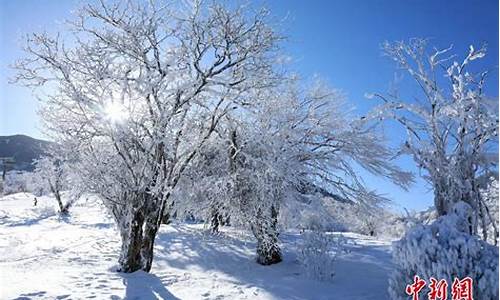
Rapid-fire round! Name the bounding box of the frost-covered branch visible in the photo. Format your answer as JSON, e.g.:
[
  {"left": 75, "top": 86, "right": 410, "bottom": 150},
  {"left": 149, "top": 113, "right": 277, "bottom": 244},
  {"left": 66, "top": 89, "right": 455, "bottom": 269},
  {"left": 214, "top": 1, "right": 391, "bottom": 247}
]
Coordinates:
[{"left": 370, "top": 38, "right": 498, "bottom": 236}]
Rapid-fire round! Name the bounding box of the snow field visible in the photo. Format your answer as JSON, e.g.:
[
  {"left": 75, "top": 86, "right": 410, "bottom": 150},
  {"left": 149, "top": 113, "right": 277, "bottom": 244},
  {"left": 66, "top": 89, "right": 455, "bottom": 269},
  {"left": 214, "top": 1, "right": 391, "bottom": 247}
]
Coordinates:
[{"left": 0, "top": 193, "right": 393, "bottom": 299}]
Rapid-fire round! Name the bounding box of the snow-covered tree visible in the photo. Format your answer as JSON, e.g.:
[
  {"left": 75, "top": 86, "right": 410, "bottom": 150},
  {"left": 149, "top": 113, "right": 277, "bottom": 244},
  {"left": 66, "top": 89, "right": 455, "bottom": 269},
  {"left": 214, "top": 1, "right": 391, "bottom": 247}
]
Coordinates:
[
  {"left": 389, "top": 202, "right": 499, "bottom": 300},
  {"left": 480, "top": 178, "right": 499, "bottom": 245},
  {"left": 13, "top": 0, "right": 282, "bottom": 273},
  {"left": 258, "top": 79, "right": 413, "bottom": 244},
  {"left": 369, "top": 39, "right": 499, "bottom": 236},
  {"left": 264, "top": 79, "right": 414, "bottom": 205},
  {"left": 297, "top": 230, "right": 347, "bottom": 281},
  {"left": 1, "top": 170, "right": 30, "bottom": 195},
  {"left": 172, "top": 123, "right": 289, "bottom": 265},
  {"left": 172, "top": 78, "right": 413, "bottom": 264},
  {"left": 32, "top": 151, "right": 82, "bottom": 214},
  {"left": 12, "top": 0, "right": 416, "bottom": 271}
]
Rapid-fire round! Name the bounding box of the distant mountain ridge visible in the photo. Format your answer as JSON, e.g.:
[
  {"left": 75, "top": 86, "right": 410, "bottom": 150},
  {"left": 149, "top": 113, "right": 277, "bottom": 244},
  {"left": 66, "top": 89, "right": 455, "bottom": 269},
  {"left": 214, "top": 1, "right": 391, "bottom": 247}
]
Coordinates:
[{"left": 0, "top": 134, "right": 51, "bottom": 171}]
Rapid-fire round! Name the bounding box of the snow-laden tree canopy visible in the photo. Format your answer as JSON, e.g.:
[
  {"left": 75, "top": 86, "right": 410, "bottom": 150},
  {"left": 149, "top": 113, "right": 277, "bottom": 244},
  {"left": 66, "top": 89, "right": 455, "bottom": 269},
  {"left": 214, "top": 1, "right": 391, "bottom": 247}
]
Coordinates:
[
  {"left": 13, "top": 0, "right": 413, "bottom": 273},
  {"left": 170, "top": 78, "right": 414, "bottom": 263},
  {"left": 368, "top": 38, "right": 499, "bottom": 238},
  {"left": 13, "top": 0, "right": 284, "bottom": 272}
]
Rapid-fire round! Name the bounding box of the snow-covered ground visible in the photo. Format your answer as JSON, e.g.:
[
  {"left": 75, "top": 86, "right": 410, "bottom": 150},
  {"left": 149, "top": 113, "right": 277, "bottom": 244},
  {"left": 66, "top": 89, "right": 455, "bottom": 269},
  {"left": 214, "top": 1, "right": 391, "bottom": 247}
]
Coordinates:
[{"left": 0, "top": 193, "right": 394, "bottom": 299}]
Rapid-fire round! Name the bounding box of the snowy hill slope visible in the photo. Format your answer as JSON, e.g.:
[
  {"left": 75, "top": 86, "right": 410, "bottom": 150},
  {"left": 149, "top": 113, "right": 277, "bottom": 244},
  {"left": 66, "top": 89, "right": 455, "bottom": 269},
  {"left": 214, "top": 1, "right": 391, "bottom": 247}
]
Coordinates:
[
  {"left": 0, "top": 193, "right": 394, "bottom": 300},
  {"left": 0, "top": 135, "right": 50, "bottom": 171}
]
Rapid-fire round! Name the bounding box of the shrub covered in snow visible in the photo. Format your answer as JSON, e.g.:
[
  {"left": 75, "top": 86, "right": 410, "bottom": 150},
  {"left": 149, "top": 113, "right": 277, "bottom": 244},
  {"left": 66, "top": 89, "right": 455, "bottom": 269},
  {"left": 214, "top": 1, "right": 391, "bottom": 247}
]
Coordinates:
[
  {"left": 297, "top": 230, "right": 347, "bottom": 281},
  {"left": 325, "top": 200, "right": 395, "bottom": 238},
  {"left": 1, "top": 171, "right": 31, "bottom": 195},
  {"left": 279, "top": 196, "right": 347, "bottom": 233},
  {"left": 376, "top": 208, "right": 439, "bottom": 240},
  {"left": 388, "top": 202, "right": 499, "bottom": 300},
  {"left": 375, "top": 216, "right": 410, "bottom": 240}
]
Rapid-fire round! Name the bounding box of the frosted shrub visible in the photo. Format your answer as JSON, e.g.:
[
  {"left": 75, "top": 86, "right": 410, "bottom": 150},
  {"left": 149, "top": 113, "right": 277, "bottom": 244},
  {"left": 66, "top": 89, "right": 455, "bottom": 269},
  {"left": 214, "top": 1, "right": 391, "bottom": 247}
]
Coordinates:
[
  {"left": 388, "top": 202, "right": 499, "bottom": 300},
  {"left": 300, "top": 210, "right": 344, "bottom": 232},
  {"left": 2, "top": 171, "right": 30, "bottom": 195},
  {"left": 376, "top": 217, "right": 407, "bottom": 240},
  {"left": 297, "top": 230, "right": 347, "bottom": 281}
]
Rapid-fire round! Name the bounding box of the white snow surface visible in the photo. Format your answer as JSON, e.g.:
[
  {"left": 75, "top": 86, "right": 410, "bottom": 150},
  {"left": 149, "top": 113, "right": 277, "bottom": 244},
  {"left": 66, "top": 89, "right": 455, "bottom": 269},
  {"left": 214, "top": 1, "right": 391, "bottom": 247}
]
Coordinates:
[{"left": 0, "top": 193, "right": 394, "bottom": 299}]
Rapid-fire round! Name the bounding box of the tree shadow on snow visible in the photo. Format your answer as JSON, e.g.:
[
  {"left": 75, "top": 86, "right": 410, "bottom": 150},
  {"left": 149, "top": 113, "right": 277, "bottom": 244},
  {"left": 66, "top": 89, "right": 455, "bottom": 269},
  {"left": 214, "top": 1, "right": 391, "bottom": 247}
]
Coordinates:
[
  {"left": 151, "top": 226, "right": 329, "bottom": 299},
  {"left": 120, "top": 271, "right": 180, "bottom": 300},
  {"left": 152, "top": 225, "right": 394, "bottom": 300},
  {"left": 4, "top": 211, "right": 57, "bottom": 227}
]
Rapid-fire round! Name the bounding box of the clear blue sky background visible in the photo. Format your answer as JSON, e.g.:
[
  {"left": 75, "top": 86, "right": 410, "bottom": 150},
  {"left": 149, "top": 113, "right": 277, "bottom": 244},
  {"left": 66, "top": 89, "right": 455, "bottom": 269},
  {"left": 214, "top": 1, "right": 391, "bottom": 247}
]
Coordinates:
[{"left": 0, "top": 0, "right": 498, "bottom": 212}]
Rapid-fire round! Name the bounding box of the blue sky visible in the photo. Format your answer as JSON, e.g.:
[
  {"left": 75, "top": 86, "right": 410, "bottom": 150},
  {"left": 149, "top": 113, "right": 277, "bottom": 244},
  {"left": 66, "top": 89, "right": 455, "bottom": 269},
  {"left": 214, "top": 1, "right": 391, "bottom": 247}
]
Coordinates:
[{"left": 0, "top": 0, "right": 498, "bottom": 212}]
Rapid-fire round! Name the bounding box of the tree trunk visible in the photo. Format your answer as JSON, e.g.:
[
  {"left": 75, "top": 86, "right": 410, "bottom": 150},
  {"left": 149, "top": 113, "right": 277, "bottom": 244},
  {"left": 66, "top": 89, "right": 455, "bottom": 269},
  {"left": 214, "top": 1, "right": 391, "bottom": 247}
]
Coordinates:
[
  {"left": 116, "top": 193, "right": 166, "bottom": 274},
  {"left": 434, "top": 182, "right": 479, "bottom": 236},
  {"left": 434, "top": 188, "right": 448, "bottom": 217},
  {"left": 229, "top": 129, "right": 281, "bottom": 264},
  {"left": 210, "top": 210, "right": 220, "bottom": 233},
  {"left": 270, "top": 205, "right": 279, "bottom": 237},
  {"left": 254, "top": 230, "right": 282, "bottom": 265},
  {"left": 55, "top": 191, "right": 66, "bottom": 213},
  {"left": 49, "top": 181, "right": 67, "bottom": 214},
  {"left": 138, "top": 191, "right": 165, "bottom": 273},
  {"left": 160, "top": 199, "right": 174, "bottom": 224},
  {"left": 141, "top": 216, "right": 159, "bottom": 273},
  {"left": 118, "top": 209, "right": 145, "bottom": 273},
  {"left": 210, "top": 206, "right": 227, "bottom": 233},
  {"left": 252, "top": 206, "right": 282, "bottom": 265}
]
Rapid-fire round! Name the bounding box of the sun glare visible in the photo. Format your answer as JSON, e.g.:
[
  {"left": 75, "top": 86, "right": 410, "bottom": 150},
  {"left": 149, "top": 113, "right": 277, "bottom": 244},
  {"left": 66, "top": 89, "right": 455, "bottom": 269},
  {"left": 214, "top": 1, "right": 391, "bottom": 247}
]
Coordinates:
[{"left": 103, "top": 101, "right": 128, "bottom": 123}]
